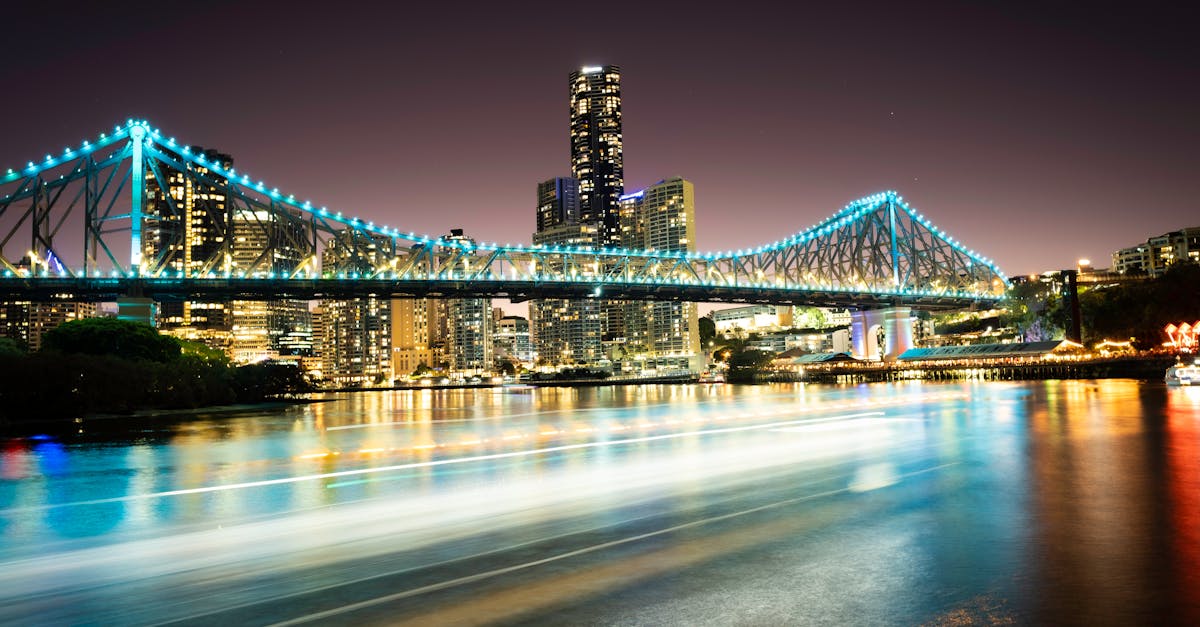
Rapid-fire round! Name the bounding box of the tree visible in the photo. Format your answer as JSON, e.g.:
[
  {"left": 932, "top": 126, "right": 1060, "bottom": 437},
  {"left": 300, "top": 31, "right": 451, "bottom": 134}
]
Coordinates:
[
  {"left": 699, "top": 315, "right": 716, "bottom": 347},
  {"left": 179, "top": 339, "right": 230, "bottom": 365},
  {"left": 0, "top": 337, "right": 24, "bottom": 356},
  {"left": 1079, "top": 262, "right": 1200, "bottom": 348},
  {"left": 411, "top": 362, "right": 433, "bottom": 377},
  {"left": 41, "top": 318, "right": 181, "bottom": 362},
  {"left": 233, "top": 362, "right": 313, "bottom": 402},
  {"left": 1001, "top": 280, "right": 1065, "bottom": 342},
  {"left": 725, "top": 348, "right": 774, "bottom": 383},
  {"left": 793, "top": 306, "right": 828, "bottom": 330}
]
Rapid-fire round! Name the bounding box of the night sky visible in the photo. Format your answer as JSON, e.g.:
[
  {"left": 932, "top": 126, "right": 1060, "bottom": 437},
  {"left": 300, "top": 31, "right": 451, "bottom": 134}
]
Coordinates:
[{"left": 3, "top": 1, "right": 1196, "bottom": 277}]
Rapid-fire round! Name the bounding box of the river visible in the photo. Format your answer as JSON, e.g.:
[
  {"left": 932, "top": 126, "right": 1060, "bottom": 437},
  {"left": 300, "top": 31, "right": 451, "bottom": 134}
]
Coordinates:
[{"left": 2, "top": 380, "right": 1198, "bottom": 625}]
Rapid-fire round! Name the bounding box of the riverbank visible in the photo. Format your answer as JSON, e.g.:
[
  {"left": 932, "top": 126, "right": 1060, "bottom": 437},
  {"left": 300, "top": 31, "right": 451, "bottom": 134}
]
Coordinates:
[
  {"left": 0, "top": 397, "right": 329, "bottom": 437},
  {"left": 780, "top": 355, "right": 1177, "bottom": 384},
  {"left": 321, "top": 372, "right": 698, "bottom": 393}
]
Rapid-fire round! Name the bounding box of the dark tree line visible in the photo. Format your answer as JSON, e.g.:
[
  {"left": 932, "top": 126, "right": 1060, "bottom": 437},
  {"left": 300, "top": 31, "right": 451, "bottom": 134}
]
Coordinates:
[
  {"left": 1077, "top": 263, "right": 1200, "bottom": 348},
  {"left": 0, "top": 318, "right": 312, "bottom": 424},
  {"left": 1000, "top": 263, "right": 1200, "bottom": 348}
]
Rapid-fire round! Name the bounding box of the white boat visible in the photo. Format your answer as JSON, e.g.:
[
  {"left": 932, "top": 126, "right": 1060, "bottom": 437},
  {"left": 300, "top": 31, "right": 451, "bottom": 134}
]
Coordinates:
[{"left": 1166, "top": 360, "right": 1200, "bottom": 386}]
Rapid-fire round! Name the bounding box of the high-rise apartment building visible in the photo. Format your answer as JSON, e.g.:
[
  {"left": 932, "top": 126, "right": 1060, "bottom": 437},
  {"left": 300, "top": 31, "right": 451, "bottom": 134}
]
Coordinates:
[
  {"left": 391, "top": 298, "right": 436, "bottom": 379},
  {"left": 308, "top": 304, "right": 326, "bottom": 378},
  {"left": 321, "top": 229, "right": 392, "bottom": 385},
  {"left": 442, "top": 229, "right": 492, "bottom": 374},
  {"left": 1113, "top": 226, "right": 1200, "bottom": 276},
  {"left": 619, "top": 178, "right": 702, "bottom": 372},
  {"left": 143, "top": 146, "right": 234, "bottom": 351},
  {"left": 228, "top": 209, "right": 312, "bottom": 363},
  {"left": 530, "top": 221, "right": 603, "bottom": 366},
  {"left": 0, "top": 300, "right": 96, "bottom": 351},
  {"left": 0, "top": 257, "right": 96, "bottom": 350},
  {"left": 144, "top": 150, "right": 315, "bottom": 363},
  {"left": 569, "top": 65, "right": 623, "bottom": 248},
  {"left": 529, "top": 65, "right": 625, "bottom": 368},
  {"left": 493, "top": 316, "right": 533, "bottom": 365}
]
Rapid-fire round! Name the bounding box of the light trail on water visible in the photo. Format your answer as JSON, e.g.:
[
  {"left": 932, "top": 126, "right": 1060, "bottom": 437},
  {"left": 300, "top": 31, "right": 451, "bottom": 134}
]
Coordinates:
[{"left": 0, "top": 411, "right": 887, "bottom": 513}]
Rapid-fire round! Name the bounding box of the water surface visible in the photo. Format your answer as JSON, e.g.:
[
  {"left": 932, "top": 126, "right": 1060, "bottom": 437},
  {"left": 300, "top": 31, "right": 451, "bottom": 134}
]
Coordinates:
[{"left": 2, "top": 380, "right": 1198, "bottom": 625}]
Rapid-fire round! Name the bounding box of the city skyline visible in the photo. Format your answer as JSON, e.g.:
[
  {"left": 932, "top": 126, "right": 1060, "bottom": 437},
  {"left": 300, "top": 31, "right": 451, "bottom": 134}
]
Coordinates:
[
  {"left": 1, "top": 2, "right": 1196, "bottom": 277},
  {"left": 2, "top": 4, "right": 1199, "bottom": 622}
]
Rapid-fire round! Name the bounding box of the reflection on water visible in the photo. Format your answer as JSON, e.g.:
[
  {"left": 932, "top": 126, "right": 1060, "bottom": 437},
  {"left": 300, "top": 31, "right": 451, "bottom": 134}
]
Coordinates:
[
  {"left": 0, "top": 380, "right": 1197, "bottom": 624},
  {"left": 1167, "top": 386, "right": 1200, "bottom": 625}
]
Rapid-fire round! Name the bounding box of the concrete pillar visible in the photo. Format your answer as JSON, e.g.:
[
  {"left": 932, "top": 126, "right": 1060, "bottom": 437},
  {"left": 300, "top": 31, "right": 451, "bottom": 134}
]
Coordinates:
[
  {"left": 851, "top": 306, "right": 915, "bottom": 361},
  {"left": 881, "top": 306, "right": 914, "bottom": 361},
  {"left": 850, "top": 310, "right": 868, "bottom": 358},
  {"left": 850, "top": 309, "right": 883, "bottom": 361}
]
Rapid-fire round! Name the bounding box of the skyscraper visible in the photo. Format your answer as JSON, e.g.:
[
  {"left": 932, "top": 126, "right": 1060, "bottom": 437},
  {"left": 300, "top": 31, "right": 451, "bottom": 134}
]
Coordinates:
[
  {"left": 619, "top": 178, "right": 702, "bottom": 373},
  {"left": 530, "top": 220, "right": 603, "bottom": 366},
  {"left": 529, "top": 66, "right": 625, "bottom": 368},
  {"left": 569, "top": 65, "right": 623, "bottom": 248},
  {"left": 321, "top": 229, "right": 392, "bottom": 385},
  {"left": 391, "top": 298, "right": 436, "bottom": 379},
  {"left": 228, "top": 209, "right": 312, "bottom": 363},
  {"left": 442, "top": 229, "right": 492, "bottom": 374},
  {"left": 143, "top": 146, "right": 233, "bottom": 351}
]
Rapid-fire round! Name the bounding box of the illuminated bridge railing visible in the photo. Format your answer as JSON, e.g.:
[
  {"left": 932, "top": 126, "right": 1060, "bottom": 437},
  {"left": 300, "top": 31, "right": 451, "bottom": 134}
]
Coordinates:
[{"left": 0, "top": 120, "right": 1008, "bottom": 308}]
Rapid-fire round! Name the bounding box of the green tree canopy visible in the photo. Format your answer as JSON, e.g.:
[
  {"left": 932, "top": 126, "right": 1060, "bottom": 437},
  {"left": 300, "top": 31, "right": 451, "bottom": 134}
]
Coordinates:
[
  {"left": 0, "top": 337, "right": 24, "bottom": 356},
  {"left": 179, "top": 339, "right": 231, "bottom": 365},
  {"left": 41, "top": 318, "right": 181, "bottom": 362}
]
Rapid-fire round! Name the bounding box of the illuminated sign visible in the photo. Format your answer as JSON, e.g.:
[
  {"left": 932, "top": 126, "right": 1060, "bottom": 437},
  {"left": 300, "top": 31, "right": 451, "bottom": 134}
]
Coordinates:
[{"left": 1165, "top": 322, "right": 1200, "bottom": 350}]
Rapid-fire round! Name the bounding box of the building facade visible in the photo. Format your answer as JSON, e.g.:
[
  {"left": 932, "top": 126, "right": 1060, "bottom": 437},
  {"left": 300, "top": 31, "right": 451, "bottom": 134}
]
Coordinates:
[
  {"left": 442, "top": 230, "right": 492, "bottom": 374},
  {"left": 569, "top": 65, "right": 624, "bottom": 248},
  {"left": 391, "top": 299, "right": 436, "bottom": 379},
  {"left": 493, "top": 316, "right": 533, "bottom": 365},
  {"left": 618, "top": 178, "right": 702, "bottom": 372},
  {"left": 320, "top": 229, "right": 392, "bottom": 385},
  {"left": 0, "top": 299, "right": 96, "bottom": 351},
  {"left": 536, "top": 177, "right": 580, "bottom": 232},
  {"left": 143, "top": 146, "right": 234, "bottom": 351},
  {"left": 1113, "top": 226, "right": 1200, "bottom": 276},
  {"left": 712, "top": 305, "right": 851, "bottom": 336},
  {"left": 530, "top": 222, "right": 604, "bottom": 366},
  {"left": 228, "top": 209, "right": 312, "bottom": 363}
]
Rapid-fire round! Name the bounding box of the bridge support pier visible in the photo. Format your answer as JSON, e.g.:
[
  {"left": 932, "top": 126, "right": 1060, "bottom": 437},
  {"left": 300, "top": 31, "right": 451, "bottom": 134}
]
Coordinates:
[
  {"left": 116, "top": 297, "right": 157, "bottom": 327},
  {"left": 850, "top": 306, "right": 913, "bottom": 361}
]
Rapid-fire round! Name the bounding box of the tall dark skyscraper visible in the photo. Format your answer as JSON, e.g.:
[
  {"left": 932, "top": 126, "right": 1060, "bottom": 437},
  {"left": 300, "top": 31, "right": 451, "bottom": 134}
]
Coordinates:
[{"left": 569, "top": 65, "right": 623, "bottom": 247}]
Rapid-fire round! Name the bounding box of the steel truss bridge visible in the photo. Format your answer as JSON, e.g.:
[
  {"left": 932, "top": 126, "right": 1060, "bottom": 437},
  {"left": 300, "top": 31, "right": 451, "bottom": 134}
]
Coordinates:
[{"left": 0, "top": 120, "right": 1007, "bottom": 309}]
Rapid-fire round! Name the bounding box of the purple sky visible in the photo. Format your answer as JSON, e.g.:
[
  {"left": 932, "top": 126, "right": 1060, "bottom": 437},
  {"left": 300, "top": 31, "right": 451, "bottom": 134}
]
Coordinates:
[{"left": 2, "top": 1, "right": 1197, "bottom": 277}]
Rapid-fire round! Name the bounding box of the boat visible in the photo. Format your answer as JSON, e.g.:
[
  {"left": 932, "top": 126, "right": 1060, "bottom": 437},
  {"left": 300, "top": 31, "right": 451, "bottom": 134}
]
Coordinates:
[
  {"left": 1166, "top": 359, "right": 1200, "bottom": 386},
  {"left": 698, "top": 371, "right": 725, "bottom": 384}
]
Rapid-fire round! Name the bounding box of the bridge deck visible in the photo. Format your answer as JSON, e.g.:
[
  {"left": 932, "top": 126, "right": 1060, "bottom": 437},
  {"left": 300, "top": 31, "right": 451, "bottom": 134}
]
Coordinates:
[{"left": 0, "top": 277, "right": 994, "bottom": 310}]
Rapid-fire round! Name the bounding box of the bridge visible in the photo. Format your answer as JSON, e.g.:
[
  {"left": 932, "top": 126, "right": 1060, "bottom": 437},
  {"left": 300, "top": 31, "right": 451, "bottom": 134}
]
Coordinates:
[{"left": 0, "top": 120, "right": 1008, "bottom": 359}]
